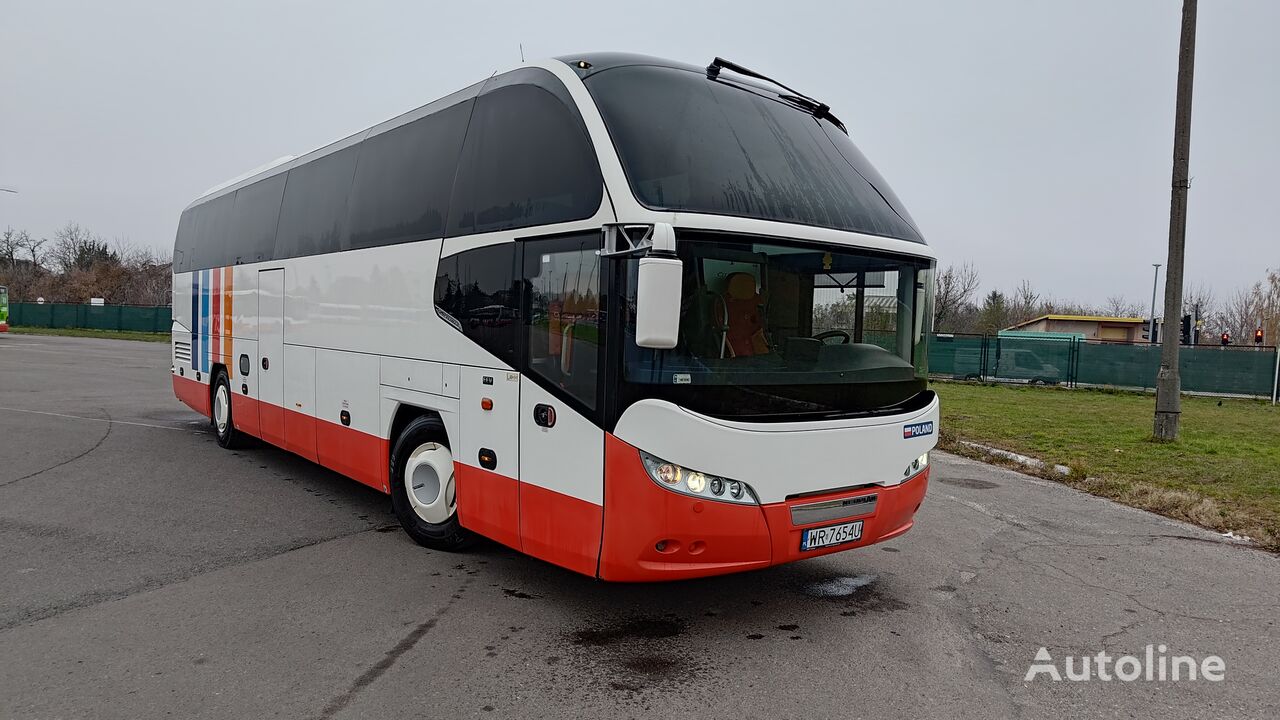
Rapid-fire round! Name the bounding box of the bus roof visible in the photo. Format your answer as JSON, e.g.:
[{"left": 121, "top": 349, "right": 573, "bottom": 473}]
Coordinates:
[{"left": 184, "top": 53, "right": 783, "bottom": 213}]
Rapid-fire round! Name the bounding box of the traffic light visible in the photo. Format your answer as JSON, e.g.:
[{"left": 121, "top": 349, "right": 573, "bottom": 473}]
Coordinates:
[
  {"left": 1221, "top": 331, "right": 1231, "bottom": 346},
  {"left": 1180, "top": 314, "right": 1192, "bottom": 345},
  {"left": 1256, "top": 327, "right": 1265, "bottom": 345}
]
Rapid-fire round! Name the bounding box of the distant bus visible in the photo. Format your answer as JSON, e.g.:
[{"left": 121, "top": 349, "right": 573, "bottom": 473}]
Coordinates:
[
  {"left": 170, "top": 53, "right": 938, "bottom": 581},
  {"left": 0, "top": 285, "right": 8, "bottom": 332}
]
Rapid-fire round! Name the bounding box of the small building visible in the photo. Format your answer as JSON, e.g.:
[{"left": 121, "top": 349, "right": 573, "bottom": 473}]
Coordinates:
[{"left": 1005, "top": 314, "right": 1148, "bottom": 342}]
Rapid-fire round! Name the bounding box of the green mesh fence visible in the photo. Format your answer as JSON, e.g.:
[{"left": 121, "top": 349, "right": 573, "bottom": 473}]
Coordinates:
[
  {"left": 11, "top": 303, "right": 171, "bottom": 333},
  {"left": 930, "top": 334, "right": 1278, "bottom": 399},
  {"left": 929, "top": 334, "right": 987, "bottom": 379},
  {"left": 1075, "top": 342, "right": 1162, "bottom": 390},
  {"left": 862, "top": 329, "right": 897, "bottom": 353},
  {"left": 1182, "top": 345, "right": 1276, "bottom": 396},
  {"left": 990, "top": 336, "right": 1075, "bottom": 385}
]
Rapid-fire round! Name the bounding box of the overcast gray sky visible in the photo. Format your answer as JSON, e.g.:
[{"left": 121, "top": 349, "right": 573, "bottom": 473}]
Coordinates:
[{"left": 2, "top": 0, "right": 1276, "bottom": 307}]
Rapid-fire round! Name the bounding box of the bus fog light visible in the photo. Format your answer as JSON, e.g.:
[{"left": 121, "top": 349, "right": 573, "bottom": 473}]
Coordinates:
[
  {"left": 709, "top": 477, "right": 724, "bottom": 496},
  {"left": 728, "top": 481, "right": 744, "bottom": 500}
]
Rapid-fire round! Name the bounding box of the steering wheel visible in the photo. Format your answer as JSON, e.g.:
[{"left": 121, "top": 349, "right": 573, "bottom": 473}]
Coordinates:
[{"left": 813, "top": 330, "right": 851, "bottom": 345}]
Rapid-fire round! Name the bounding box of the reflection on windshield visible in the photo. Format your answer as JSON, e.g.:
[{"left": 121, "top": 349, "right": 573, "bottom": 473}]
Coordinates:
[
  {"left": 585, "top": 64, "right": 922, "bottom": 243},
  {"left": 622, "top": 234, "right": 934, "bottom": 419}
]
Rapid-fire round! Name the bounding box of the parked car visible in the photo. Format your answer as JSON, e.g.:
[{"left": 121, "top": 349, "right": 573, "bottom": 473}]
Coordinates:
[{"left": 994, "top": 348, "right": 1061, "bottom": 384}]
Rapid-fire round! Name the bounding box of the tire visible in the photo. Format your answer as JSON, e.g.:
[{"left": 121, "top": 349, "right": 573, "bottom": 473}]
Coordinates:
[
  {"left": 389, "top": 415, "right": 473, "bottom": 551},
  {"left": 211, "top": 369, "right": 246, "bottom": 449}
]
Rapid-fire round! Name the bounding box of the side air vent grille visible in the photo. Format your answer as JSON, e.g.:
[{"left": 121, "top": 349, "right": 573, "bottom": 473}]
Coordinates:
[{"left": 174, "top": 340, "right": 192, "bottom": 364}]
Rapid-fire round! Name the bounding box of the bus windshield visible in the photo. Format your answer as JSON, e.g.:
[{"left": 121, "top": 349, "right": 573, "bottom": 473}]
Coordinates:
[
  {"left": 621, "top": 234, "right": 934, "bottom": 420},
  {"left": 584, "top": 63, "right": 922, "bottom": 243}
]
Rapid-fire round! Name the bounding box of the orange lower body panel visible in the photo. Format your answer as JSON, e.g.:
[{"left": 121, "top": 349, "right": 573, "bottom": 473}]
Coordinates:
[
  {"left": 172, "top": 374, "right": 210, "bottom": 417},
  {"left": 283, "top": 408, "right": 318, "bottom": 463},
  {"left": 230, "top": 393, "right": 259, "bottom": 438},
  {"left": 519, "top": 482, "right": 603, "bottom": 577},
  {"left": 173, "top": 371, "right": 388, "bottom": 495},
  {"left": 455, "top": 464, "right": 521, "bottom": 551},
  {"left": 316, "top": 419, "right": 388, "bottom": 492},
  {"left": 259, "top": 403, "right": 285, "bottom": 448}
]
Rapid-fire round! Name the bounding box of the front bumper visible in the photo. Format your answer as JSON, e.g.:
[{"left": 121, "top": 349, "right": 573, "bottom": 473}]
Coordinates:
[{"left": 598, "top": 434, "right": 929, "bottom": 581}]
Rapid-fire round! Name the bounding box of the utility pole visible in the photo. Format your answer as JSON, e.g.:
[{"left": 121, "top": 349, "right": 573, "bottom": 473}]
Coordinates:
[
  {"left": 1148, "top": 263, "right": 1162, "bottom": 343},
  {"left": 1154, "top": 0, "right": 1197, "bottom": 441}
]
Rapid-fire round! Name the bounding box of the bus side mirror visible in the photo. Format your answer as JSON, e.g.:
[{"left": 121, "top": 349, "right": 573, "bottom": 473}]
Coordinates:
[{"left": 635, "top": 223, "right": 681, "bottom": 349}]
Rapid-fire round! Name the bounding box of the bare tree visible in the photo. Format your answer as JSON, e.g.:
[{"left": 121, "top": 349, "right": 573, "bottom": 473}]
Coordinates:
[
  {"left": 1224, "top": 270, "right": 1280, "bottom": 345},
  {"left": 2, "top": 221, "right": 173, "bottom": 306},
  {"left": 50, "top": 222, "right": 117, "bottom": 274},
  {"left": 23, "top": 233, "right": 48, "bottom": 267},
  {"left": 933, "top": 262, "right": 980, "bottom": 331},
  {"left": 1040, "top": 296, "right": 1097, "bottom": 316},
  {"left": 1222, "top": 285, "right": 1260, "bottom": 341},
  {"left": 1010, "top": 279, "right": 1041, "bottom": 325},
  {"left": 0, "top": 227, "right": 24, "bottom": 268},
  {"left": 1102, "top": 294, "right": 1143, "bottom": 318},
  {"left": 1183, "top": 281, "right": 1219, "bottom": 343}
]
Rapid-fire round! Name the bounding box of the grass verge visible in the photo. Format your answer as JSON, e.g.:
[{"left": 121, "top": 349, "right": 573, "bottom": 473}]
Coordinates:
[
  {"left": 933, "top": 381, "right": 1280, "bottom": 551},
  {"left": 7, "top": 326, "right": 169, "bottom": 343}
]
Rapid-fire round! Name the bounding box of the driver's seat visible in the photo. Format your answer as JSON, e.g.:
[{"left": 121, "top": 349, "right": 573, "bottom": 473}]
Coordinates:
[{"left": 715, "top": 272, "right": 770, "bottom": 357}]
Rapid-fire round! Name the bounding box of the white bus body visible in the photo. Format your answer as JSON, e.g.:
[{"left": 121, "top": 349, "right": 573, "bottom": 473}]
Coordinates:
[{"left": 171, "top": 54, "right": 938, "bottom": 581}]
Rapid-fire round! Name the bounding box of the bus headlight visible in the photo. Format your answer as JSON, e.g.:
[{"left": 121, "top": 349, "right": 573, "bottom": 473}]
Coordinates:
[
  {"left": 639, "top": 451, "right": 758, "bottom": 505},
  {"left": 905, "top": 452, "right": 929, "bottom": 478}
]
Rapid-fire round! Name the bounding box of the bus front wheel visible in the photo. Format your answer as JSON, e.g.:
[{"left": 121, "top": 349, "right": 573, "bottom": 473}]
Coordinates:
[{"left": 389, "top": 416, "right": 473, "bottom": 551}]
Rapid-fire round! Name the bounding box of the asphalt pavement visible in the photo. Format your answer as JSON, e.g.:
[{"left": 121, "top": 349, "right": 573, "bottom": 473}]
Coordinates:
[{"left": 0, "top": 333, "right": 1276, "bottom": 719}]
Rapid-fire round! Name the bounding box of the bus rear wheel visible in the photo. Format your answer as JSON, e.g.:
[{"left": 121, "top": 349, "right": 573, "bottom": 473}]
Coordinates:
[
  {"left": 212, "top": 369, "right": 246, "bottom": 449},
  {"left": 389, "top": 415, "right": 473, "bottom": 551}
]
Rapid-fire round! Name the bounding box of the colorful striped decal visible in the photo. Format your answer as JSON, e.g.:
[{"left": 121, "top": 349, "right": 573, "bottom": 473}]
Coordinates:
[
  {"left": 201, "top": 269, "right": 210, "bottom": 373},
  {"left": 190, "top": 273, "right": 199, "bottom": 370},
  {"left": 189, "top": 267, "right": 234, "bottom": 377},
  {"left": 222, "top": 266, "right": 233, "bottom": 376}
]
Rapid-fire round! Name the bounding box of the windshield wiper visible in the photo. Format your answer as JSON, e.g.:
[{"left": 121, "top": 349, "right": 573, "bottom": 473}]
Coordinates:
[{"left": 705, "top": 56, "right": 847, "bottom": 133}]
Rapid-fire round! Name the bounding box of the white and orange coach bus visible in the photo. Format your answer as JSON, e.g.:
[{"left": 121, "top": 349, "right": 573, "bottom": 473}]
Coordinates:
[{"left": 171, "top": 54, "right": 939, "bottom": 581}]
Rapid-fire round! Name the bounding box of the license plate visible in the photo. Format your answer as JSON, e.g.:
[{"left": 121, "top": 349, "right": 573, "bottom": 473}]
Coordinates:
[{"left": 801, "top": 520, "right": 864, "bottom": 551}]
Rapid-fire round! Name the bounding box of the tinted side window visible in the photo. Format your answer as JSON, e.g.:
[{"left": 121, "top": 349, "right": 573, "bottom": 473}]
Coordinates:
[
  {"left": 448, "top": 79, "right": 602, "bottom": 237},
  {"left": 191, "top": 193, "right": 235, "bottom": 270},
  {"left": 348, "top": 100, "right": 473, "bottom": 250},
  {"left": 173, "top": 208, "right": 197, "bottom": 273},
  {"left": 433, "top": 243, "right": 519, "bottom": 365},
  {"left": 275, "top": 145, "right": 359, "bottom": 259},
  {"left": 228, "top": 173, "right": 286, "bottom": 264},
  {"left": 523, "top": 234, "right": 602, "bottom": 410}
]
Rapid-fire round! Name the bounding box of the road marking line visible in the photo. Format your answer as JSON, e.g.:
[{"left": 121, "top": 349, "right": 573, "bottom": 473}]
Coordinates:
[{"left": 0, "top": 406, "right": 194, "bottom": 432}]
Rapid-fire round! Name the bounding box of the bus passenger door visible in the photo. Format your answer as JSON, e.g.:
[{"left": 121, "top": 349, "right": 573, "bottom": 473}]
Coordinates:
[
  {"left": 257, "top": 269, "right": 285, "bottom": 447},
  {"left": 517, "top": 234, "right": 605, "bottom": 577}
]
